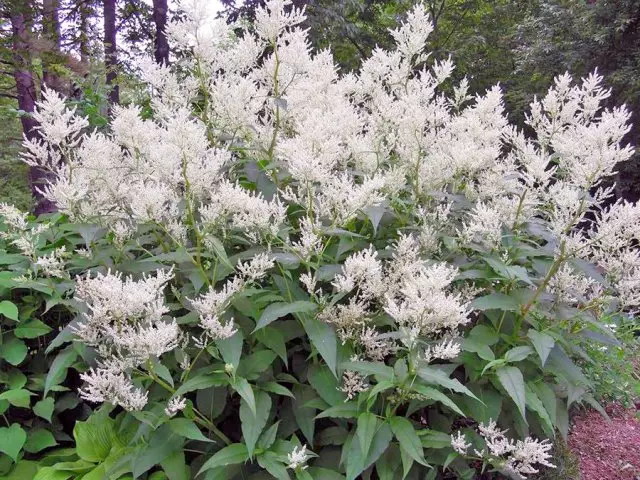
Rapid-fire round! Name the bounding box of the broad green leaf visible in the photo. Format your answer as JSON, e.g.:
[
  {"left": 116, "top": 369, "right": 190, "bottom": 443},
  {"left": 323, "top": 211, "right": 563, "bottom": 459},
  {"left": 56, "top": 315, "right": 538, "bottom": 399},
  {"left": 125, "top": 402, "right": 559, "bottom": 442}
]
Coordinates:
[
  {"left": 419, "top": 430, "right": 453, "bottom": 449},
  {"left": 410, "top": 384, "right": 466, "bottom": 417},
  {"left": 160, "top": 450, "right": 189, "bottom": 480},
  {"left": 495, "top": 366, "right": 526, "bottom": 421},
  {"left": 299, "top": 314, "right": 337, "bottom": 376},
  {"left": 237, "top": 350, "right": 277, "bottom": 379},
  {"left": 0, "top": 424, "right": 26, "bottom": 461},
  {"left": 0, "top": 338, "right": 27, "bottom": 366},
  {"left": 257, "top": 421, "right": 279, "bottom": 451},
  {"left": 257, "top": 451, "right": 289, "bottom": 480},
  {"left": 356, "top": 412, "right": 378, "bottom": 459},
  {"left": 504, "top": 346, "right": 534, "bottom": 363},
  {"left": 44, "top": 347, "right": 77, "bottom": 396},
  {"left": 231, "top": 377, "right": 256, "bottom": 415},
  {"left": 240, "top": 390, "right": 271, "bottom": 458},
  {"left": 345, "top": 423, "right": 393, "bottom": 480},
  {"left": 529, "top": 382, "right": 557, "bottom": 426},
  {"left": 14, "top": 319, "right": 52, "bottom": 339},
  {"left": 306, "top": 467, "right": 346, "bottom": 480},
  {"left": 33, "top": 467, "right": 75, "bottom": 480},
  {"left": 341, "top": 361, "right": 394, "bottom": 381},
  {"left": 460, "top": 384, "right": 503, "bottom": 425},
  {"left": 293, "top": 385, "right": 316, "bottom": 444},
  {"left": 132, "top": 425, "right": 184, "bottom": 478},
  {"left": 0, "top": 301, "right": 19, "bottom": 321},
  {"left": 315, "top": 401, "right": 359, "bottom": 419},
  {"left": 308, "top": 363, "right": 347, "bottom": 406},
  {"left": 527, "top": 330, "right": 555, "bottom": 366},
  {"left": 525, "top": 383, "right": 554, "bottom": 437},
  {"left": 196, "top": 386, "right": 226, "bottom": 421},
  {"left": 197, "top": 444, "right": 248, "bottom": 475},
  {"left": 24, "top": 429, "right": 57, "bottom": 453},
  {"left": 255, "top": 328, "right": 288, "bottom": 366},
  {"left": 389, "top": 417, "right": 428, "bottom": 466},
  {"left": 254, "top": 301, "right": 317, "bottom": 331},
  {"left": 216, "top": 329, "right": 244, "bottom": 369},
  {"left": 260, "top": 382, "right": 294, "bottom": 398},
  {"left": 168, "top": 418, "right": 213, "bottom": 443},
  {"left": 462, "top": 338, "right": 495, "bottom": 361},
  {"left": 417, "top": 367, "right": 480, "bottom": 401},
  {"left": 468, "top": 325, "right": 499, "bottom": 345},
  {"left": 174, "top": 373, "right": 226, "bottom": 397},
  {"left": 73, "top": 416, "right": 116, "bottom": 462},
  {"left": 471, "top": 293, "right": 521, "bottom": 312},
  {"left": 1, "top": 459, "right": 39, "bottom": 479},
  {"left": 33, "top": 397, "right": 55, "bottom": 423},
  {"left": 0, "top": 389, "right": 32, "bottom": 408}
]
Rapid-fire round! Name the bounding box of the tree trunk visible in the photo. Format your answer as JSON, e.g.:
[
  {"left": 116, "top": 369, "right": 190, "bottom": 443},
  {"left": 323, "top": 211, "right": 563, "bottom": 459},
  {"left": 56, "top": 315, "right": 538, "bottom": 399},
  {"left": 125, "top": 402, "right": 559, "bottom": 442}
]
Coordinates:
[
  {"left": 152, "top": 0, "right": 169, "bottom": 65},
  {"left": 42, "top": 0, "right": 62, "bottom": 91},
  {"left": 103, "top": 0, "right": 119, "bottom": 106},
  {"left": 79, "top": 0, "right": 92, "bottom": 65},
  {"left": 10, "top": 3, "right": 56, "bottom": 214}
]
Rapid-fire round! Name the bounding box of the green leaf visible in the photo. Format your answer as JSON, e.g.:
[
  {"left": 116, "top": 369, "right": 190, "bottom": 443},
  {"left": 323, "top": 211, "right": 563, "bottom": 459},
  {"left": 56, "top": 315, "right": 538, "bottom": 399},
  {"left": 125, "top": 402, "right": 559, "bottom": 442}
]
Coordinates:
[
  {"left": 389, "top": 417, "right": 428, "bottom": 466},
  {"left": 216, "top": 329, "right": 244, "bottom": 369},
  {"left": 308, "top": 363, "right": 347, "bottom": 406},
  {"left": 341, "top": 361, "right": 394, "bottom": 381},
  {"left": 0, "top": 424, "right": 26, "bottom": 461},
  {"left": 345, "top": 423, "right": 393, "bottom": 480},
  {"left": 168, "top": 418, "right": 213, "bottom": 443},
  {"left": 257, "top": 421, "right": 280, "bottom": 451},
  {"left": 240, "top": 390, "right": 271, "bottom": 458},
  {"left": 231, "top": 377, "right": 256, "bottom": 415},
  {"left": 527, "top": 330, "right": 555, "bottom": 366},
  {"left": 0, "top": 389, "right": 32, "bottom": 408},
  {"left": 410, "top": 384, "right": 466, "bottom": 417},
  {"left": 468, "top": 325, "right": 499, "bottom": 345},
  {"left": 525, "top": 383, "right": 554, "bottom": 437},
  {"left": 44, "top": 347, "right": 77, "bottom": 396},
  {"left": 256, "top": 328, "right": 288, "bottom": 366},
  {"left": 495, "top": 366, "right": 526, "bottom": 421},
  {"left": 356, "top": 412, "right": 378, "bottom": 459},
  {"left": 73, "top": 416, "right": 116, "bottom": 462},
  {"left": 132, "top": 424, "right": 184, "bottom": 478},
  {"left": 161, "top": 450, "right": 189, "bottom": 480},
  {"left": 299, "top": 314, "right": 337, "bottom": 376},
  {"left": 471, "top": 293, "right": 521, "bottom": 312},
  {"left": 417, "top": 367, "right": 480, "bottom": 401},
  {"left": 315, "top": 401, "right": 359, "bottom": 419},
  {"left": 24, "top": 429, "right": 57, "bottom": 453},
  {"left": 0, "top": 338, "right": 28, "bottom": 366},
  {"left": 462, "top": 338, "right": 495, "bottom": 361},
  {"left": 14, "top": 319, "right": 52, "bottom": 339},
  {"left": 260, "top": 382, "right": 294, "bottom": 398},
  {"left": 254, "top": 301, "right": 317, "bottom": 331},
  {"left": 33, "top": 397, "right": 55, "bottom": 423},
  {"left": 293, "top": 384, "right": 316, "bottom": 444},
  {"left": 257, "top": 451, "right": 289, "bottom": 480},
  {"left": 174, "top": 373, "right": 226, "bottom": 397},
  {"left": 197, "top": 444, "right": 248, "bottom": 475},
  {"left": 0, "top": 301, "right": 19, "bottom": 321},
  {"left": 504, "top": 346, "right": 534, "bottom": 363}
]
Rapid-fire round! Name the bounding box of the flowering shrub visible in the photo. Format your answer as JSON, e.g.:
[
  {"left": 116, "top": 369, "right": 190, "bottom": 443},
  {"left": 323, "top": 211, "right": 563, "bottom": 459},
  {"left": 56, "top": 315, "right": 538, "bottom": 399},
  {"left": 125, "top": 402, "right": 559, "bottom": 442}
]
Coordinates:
[{"left": 3, "top": 0, "right": 639, "bottom": 478}]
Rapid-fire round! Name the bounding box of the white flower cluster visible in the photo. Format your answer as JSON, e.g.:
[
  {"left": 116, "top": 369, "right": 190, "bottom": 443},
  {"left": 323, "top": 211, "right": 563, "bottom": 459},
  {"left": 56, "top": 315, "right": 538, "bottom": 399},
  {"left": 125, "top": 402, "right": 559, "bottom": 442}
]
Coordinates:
[
  {"left": 286, "top": 444, "right": 312, "bottom": 471},
  {"left": 74, "top": 269, "right": 179, "bottom": 410}
]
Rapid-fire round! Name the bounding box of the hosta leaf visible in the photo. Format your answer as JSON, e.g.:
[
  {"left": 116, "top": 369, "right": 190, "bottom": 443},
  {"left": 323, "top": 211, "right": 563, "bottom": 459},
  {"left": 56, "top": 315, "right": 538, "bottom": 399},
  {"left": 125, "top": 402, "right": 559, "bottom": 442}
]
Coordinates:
[
  {"left": 527, "top": 329, "right": 555, "bottom": 366},
  {"left": 240, "top": 390, "right": 271, "bottom": 458},
  {"left": 495, "top": 366, "right": 526, "bottom": 421},
  {"left": 389, "top": 417, "right": 428, "bottom": 466},
  {"left": 254, "top": 301, "right": 317, "bottom": 331},
  {"left": 197, "top": 444, "right": 248, "bottom": 475},
  {"left": 73, "top": 415, "right": 117, "bottom": 462},
  {"left": 0, "top": 424, "right": 26, "bottom": 461}
]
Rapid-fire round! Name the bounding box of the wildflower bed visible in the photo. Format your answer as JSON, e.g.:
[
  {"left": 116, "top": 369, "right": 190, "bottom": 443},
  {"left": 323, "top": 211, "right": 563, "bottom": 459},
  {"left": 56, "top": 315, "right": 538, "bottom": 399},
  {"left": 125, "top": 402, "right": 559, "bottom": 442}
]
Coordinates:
[{"left": 1, "top": 1, "right": 639, "bottom": 479}]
